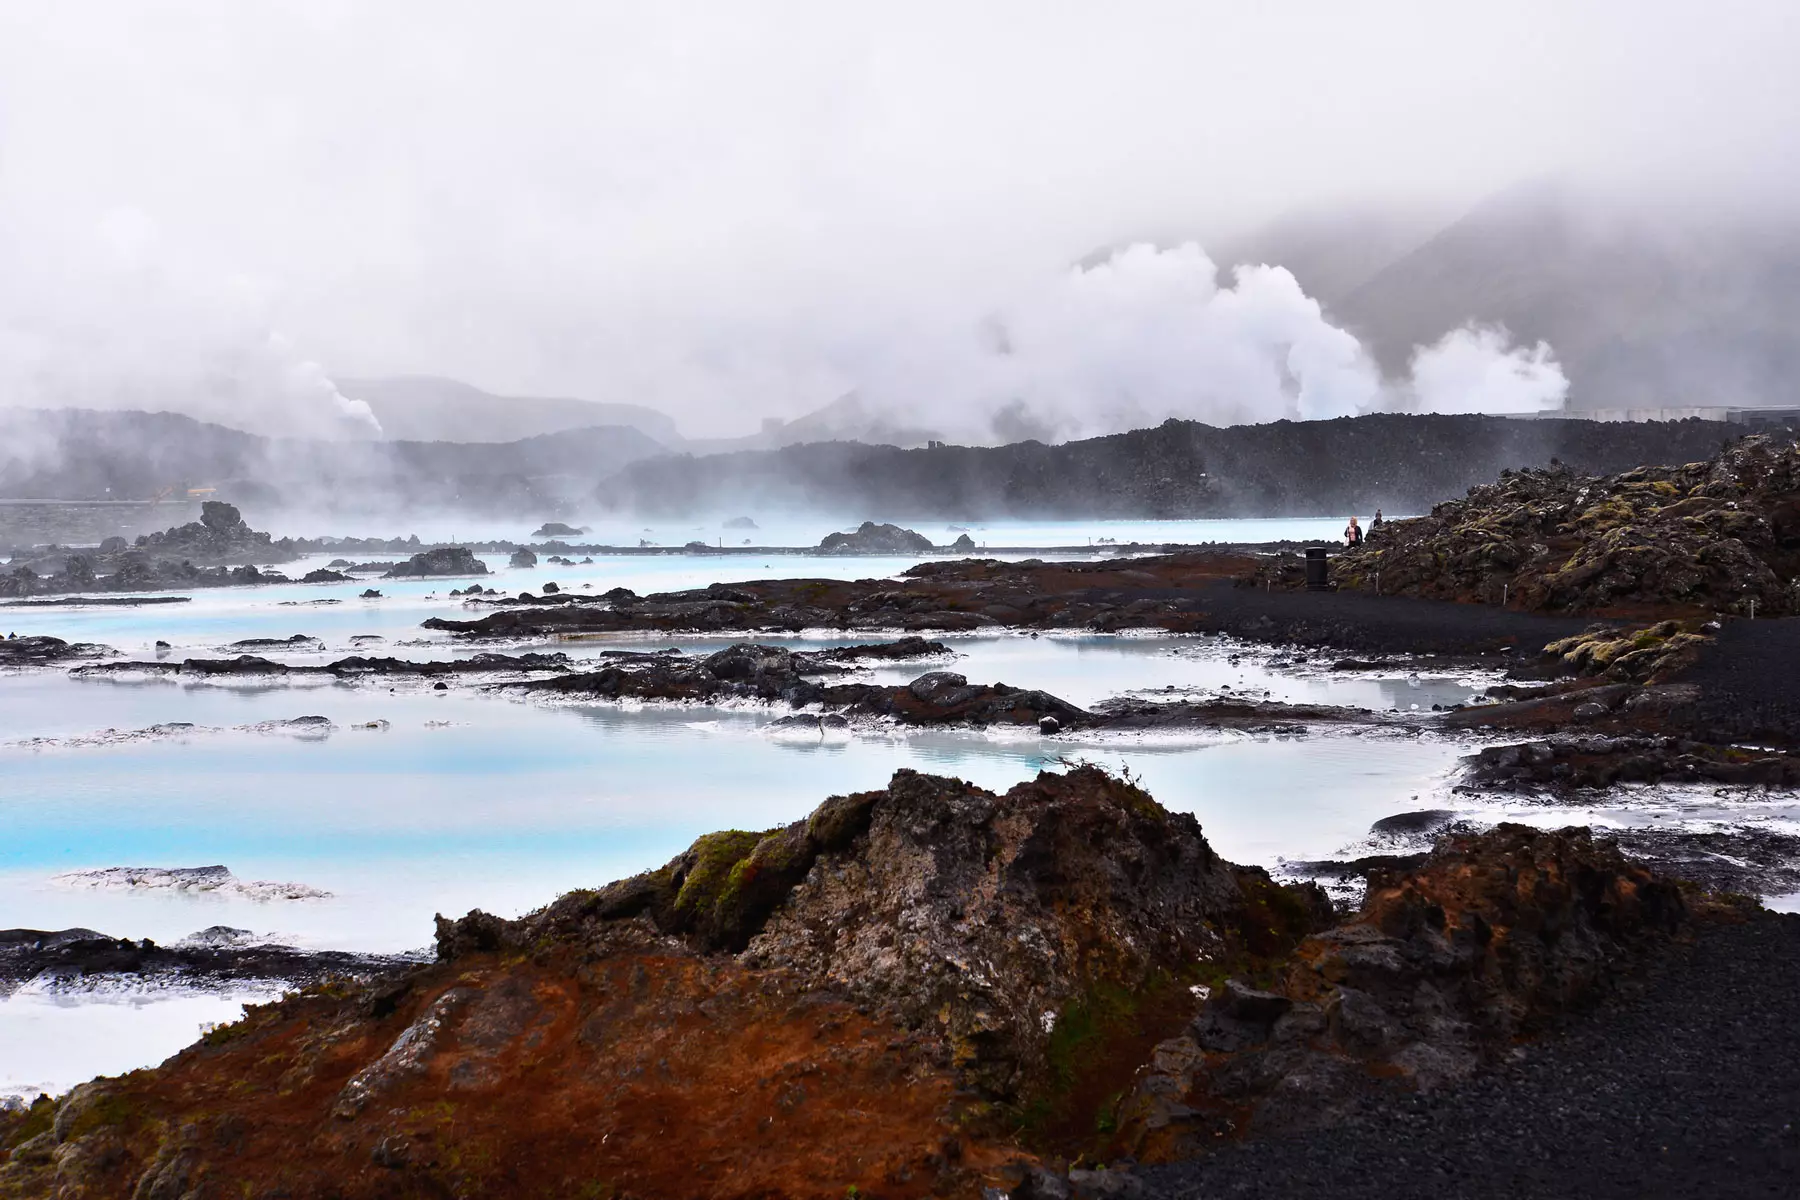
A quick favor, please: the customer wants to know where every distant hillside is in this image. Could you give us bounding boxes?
[334,375,684,446]
[595,414,1750,520]
[1232,184,1800,414]
[0,408,668,518]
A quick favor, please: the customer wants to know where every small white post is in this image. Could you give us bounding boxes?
[1503,583,1508,606]
[1750,597,1756,620]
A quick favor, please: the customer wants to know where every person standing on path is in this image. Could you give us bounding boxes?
[1344,516,1363,547]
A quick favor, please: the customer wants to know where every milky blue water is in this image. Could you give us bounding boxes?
[0,535,1496,1097]
[263,514,1360,550]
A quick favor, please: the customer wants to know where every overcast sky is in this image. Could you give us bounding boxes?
[1,1,1796,437]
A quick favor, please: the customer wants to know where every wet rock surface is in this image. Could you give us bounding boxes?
[0,927,413,998]
[515,641,1090,729]
[1327,434,1800,617]
[0,634,112,665]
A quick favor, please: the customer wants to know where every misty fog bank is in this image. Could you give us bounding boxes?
[4,4,1799,447]
[4,406,1747,545]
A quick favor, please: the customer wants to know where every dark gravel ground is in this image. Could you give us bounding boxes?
[1139,912,1800,1200]
[1184,579,1605,657]
[1673,618,1800,743]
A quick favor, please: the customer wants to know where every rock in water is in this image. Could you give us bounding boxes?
[508,548,539,568]
[818,521,934,554]
[530,523,584,538]
[384,547,490,578]
[951,532,977,552]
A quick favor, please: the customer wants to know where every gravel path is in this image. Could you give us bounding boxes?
[1675,618,1800,743]
[1184,579,1602,657]
[1140,912,1800,1200]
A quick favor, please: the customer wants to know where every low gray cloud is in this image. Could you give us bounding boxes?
[0,1,1792,440]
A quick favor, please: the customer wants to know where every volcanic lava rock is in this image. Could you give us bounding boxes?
[446,766,1316,1110]
[384,546,489,578]
[1330,434,1800,616]
[0,634,113,665]
[951,532,977,552]
[0,771,1716,1199]
[132,501,300,567]
[515,642,1086,728]
[819,521,935,554]
[530,523,584,538]
[0,927,410,997]
[1117,823,1689,1158]
[508,548,538,569]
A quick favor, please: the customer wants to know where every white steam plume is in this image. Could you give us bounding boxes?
[865,243,1568,443]
[0,206,382,439]
[1406,323,1567,415]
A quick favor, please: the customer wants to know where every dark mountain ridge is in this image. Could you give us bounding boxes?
[597,414,1750,520]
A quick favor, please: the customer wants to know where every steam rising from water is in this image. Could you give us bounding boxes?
[868,243,1569,444]
[0,206,381,439]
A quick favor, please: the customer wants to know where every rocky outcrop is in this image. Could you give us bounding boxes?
[383,546,489,578]
[440,767,1325,1115]
[0,634,112,665]
[819,521,934,554]
[1330,435,1800,616]
[1464,735,1800,792]
[529,522,584,538]
[0,502,304,598]
[1116,824,1689,1159]
[132,501,299,566]
[507,547,538,568]
[0,771,1714,1199]
[0,927,412,998]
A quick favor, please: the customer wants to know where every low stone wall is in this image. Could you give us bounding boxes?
[0,500,199,552]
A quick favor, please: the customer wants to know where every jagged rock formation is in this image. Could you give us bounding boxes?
[132,501,298,566]
[383,546,489,578]
[818,522,934,554]
[507,547,538,568]
[1332,435,1800,616]
[0,501,305,598]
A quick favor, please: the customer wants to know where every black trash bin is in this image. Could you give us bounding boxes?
[1304,546,1330,591]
